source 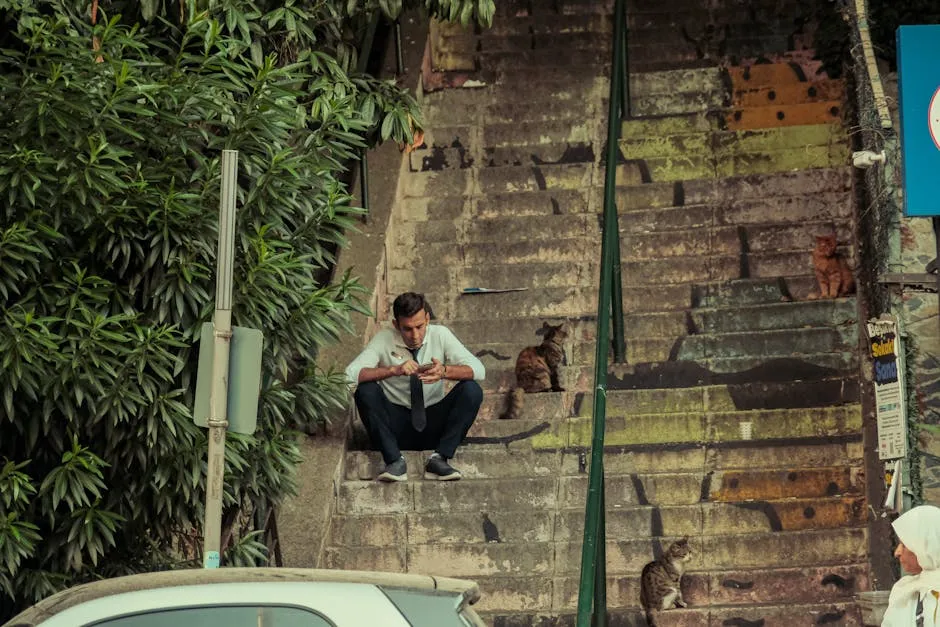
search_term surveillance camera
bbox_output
[852,150,886,169]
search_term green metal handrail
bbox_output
[575,0,628,624]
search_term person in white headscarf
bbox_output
[883,505,940,626]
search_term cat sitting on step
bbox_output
[809,233,855,299]
[640,537,693,626]
[499,322,567,420]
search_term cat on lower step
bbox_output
[640,537,693,626]
[499,322,567,420]
[809,233,855,299]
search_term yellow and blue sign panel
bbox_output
[897,25,940,217]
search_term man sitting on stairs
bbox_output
[345,292,485,482]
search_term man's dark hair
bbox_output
[393,292,430,321]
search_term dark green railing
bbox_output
[356,12,406,215]
[575,0,629,624]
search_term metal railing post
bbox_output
[575,0,625,622]
[612,3,627,362]
[359,149,370,215]
[611,210,625,363]
[620,18,630,120]
[591,477,608,627]
[394,20,404,75]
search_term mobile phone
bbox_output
[418,363,434,372]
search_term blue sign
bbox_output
[897,25,940,217]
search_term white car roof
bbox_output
[5,568,482,627]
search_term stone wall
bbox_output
[845,0,940,505]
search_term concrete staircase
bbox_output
[325,0,868,624]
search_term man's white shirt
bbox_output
[345,324,486,408]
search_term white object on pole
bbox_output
[203,149,238,569]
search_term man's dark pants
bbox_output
[354,380,483,464]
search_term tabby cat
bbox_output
[499,322,567,420]
[810,234,855,299]
[640,537,693,626]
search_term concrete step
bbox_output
[494,0,612,18]
[424,98,601,127]
[398,188,594,222]
[479,48,610,71]
[338,461,862,508]
[627,298,857,337]
[409,142,598,172]
[398,212,851,252]
[324,527,867,576]
[620,221,852,260]
[482,142,597,168]
[479,63,611,86]
[726,101,844,131]
[416,286,598,323]
[485,12,613,37]
[473,31,612,54]
[402,163,595,198]
[406,275,832,323]
[733,78,845,107]
[394,215,593,250]
[675,326,857,360]
[483,119,598,148]
[604,352,858,389]
[469,376,861,426]
[330,497,865,547]
[468,322,857,371]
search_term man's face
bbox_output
[394,309,429,350]
[895,541,923,574]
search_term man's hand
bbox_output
[391,360,420,377]
[418,358,445,383]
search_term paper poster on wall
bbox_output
[866,317,909,460]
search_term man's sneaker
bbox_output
[424,455,461,481]
[377,457,407,482]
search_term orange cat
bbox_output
[810,234,855,299]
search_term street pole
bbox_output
[203,149,238,569]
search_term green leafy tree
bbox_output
[0,0,492,618]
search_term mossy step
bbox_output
[614,144,850,183]
[545,405,861,448]
[331,499,866,546]
[630,91,727,116]
[622,124,847,161]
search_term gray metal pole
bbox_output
[203,149,238,568]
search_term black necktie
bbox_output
[408,347,426,432]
